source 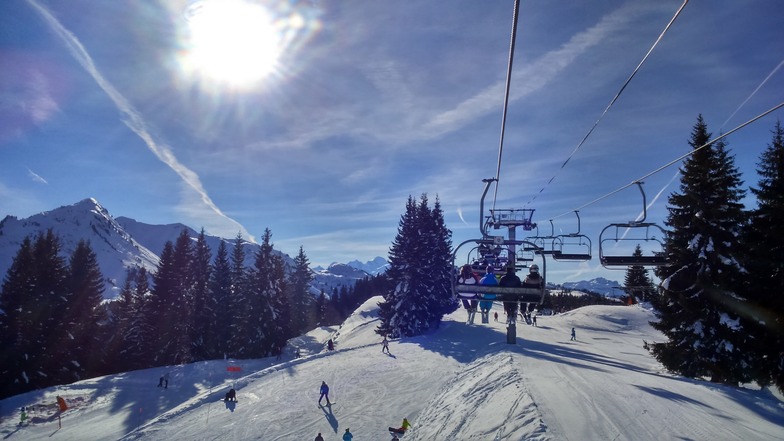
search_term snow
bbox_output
[2,298,782,440]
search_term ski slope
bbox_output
[1,297,782,440]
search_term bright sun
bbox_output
[182,0,281,88]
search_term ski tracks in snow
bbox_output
[408,351,549,440]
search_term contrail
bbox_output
[722,58,784,129]
[26,0,252,240]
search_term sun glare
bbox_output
[182,0,281,88]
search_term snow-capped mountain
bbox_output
[0,198,160,299]
[311,263,372,296]
[345,256,389,275]
[561,277,623,297]
[0,199,362,299]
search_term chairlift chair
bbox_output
[598,182,668,269]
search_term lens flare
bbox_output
[181,0,282,89]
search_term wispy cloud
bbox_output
[423,3,649,138]
[26,167,48,184]
[26,0,253,241]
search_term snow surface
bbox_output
[1,298,782,440]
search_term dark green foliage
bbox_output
[744,120,784,391]
[377,194,455,338]
[623,245,657,304]
[189,229,213,360]
[288,247,313,336]
[651,115,752,386]
[62,240,106,380]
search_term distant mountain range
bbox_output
[0,198,622,301]
[0,198,373,300]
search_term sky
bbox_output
[1,296,782,440]
[1,0,783,282]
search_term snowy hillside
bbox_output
[0,199,160,298]
[1,300,781,440]
[0,199,365,299]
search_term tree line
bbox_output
[649,116,784,391]
[0,227,385,399]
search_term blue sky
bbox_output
[1,0,783,283]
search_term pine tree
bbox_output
[228,232,249,357]
[0,236,36,398]
[122,267,154,370]
[288,246,313,336]
[208,240,233,358]
[623,245,655,304]
[745,120,784,391]
[245,229,288,357]
[651,115,751,386]
[62,240,106,380]
[189,229,213,361]
[378,194,454,337]
[33,231,71,388]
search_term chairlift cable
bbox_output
[526,0,690,206]
[548,101,784,220]
[491,0,522,213]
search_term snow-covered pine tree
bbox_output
[288,246,313,336]
[426,197,457,321]
[623,245,655,304]
[246,229,289,358]
[744,120,784,391]
[377,194,454,338]
[150,231,196,366]
[651,115,752,386]
[228,232,250,357]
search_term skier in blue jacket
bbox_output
[479,266,498,317]
[318,381,331,406]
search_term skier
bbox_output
[389,417,411,434]
[315,432,324,441]
[57,395,68,412]
[382,336,390,354]
[533,315,537,326]
[342,428,353,441]
[457,264,480,322]
[494,311,498,322]
[224,388,236,401]
[479,266,498,323]
[157,375,164,387]
[19,407,27,426]
[571,327,576,341]
[327,339,335,351]
[318,381,331,406]
[499,266,521,320]
[163,372,170,389]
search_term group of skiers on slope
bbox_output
[316,381,409,440]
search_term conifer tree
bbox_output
[745,120,784,390]
[228,232,249,357]
[208,240,233,358]
[63,240,106,379]
[623,245,655,304]
[122,267,154,370]
[651,115,751,385]
[245,229,289,357]
[288,246,313,335]
[190,229,213,361]
[0,236,36,398]
[378,194,454,337]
